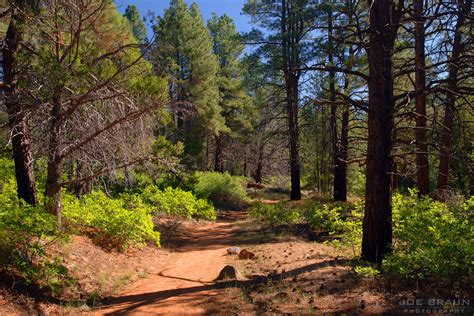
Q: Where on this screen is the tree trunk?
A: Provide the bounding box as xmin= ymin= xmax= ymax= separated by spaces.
xmin=436 ymin=0 xmax=470 ymax=191
xmin=320 ymin=105 xmax=327 ymax=193
xmin=337 ymin=107 xmax=349 ymax=201
xmin=327 ymin=4 xmax=347 ymax=201
xmin=288 ymin=79 xmax=301 ymax=200
xmin=72 ymin=163 xmax=92 ymax=197
xmin=281 ymin=0 xmax=301 ymax=200
xmin=2 ymin=15 xmax=38 ymax=205
xmin=470 ymin=171 xmax=474 ymax=196
xmin=44 ymin=96 xmax=63 ymax=224
xmin=362 ymin=0 xmax=402 ymax=263
xmin=414 ymin=0 xmax=430 ymax=195
xmin=336 ymin=47 xmax=352 ymax=201
xmin=124 ymin=165 xmax=133 ymax=188
xmin=253 ymin=141 xmax=264 ymax=183
xmin=214 ymin=134 xmax=224 ymax=172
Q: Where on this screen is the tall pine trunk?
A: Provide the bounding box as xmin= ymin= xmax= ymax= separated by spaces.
xmin=328 ymin=3 xmax=347 ymax=201
xmin=2 ymin=14 xmax=38 ymax=205
xmin=44 ymin=94 xmax=63 ymax=224
xmin=337 ymin=107 xmax=349 ymax=201
xmin=281 ymin=0 xmax=301 ymax=200
xmin=287 ymin=79 xmax=301 ymax=200
xmin=437 ymin=0 xmax=470 ymax=191
xmin=214 ymin=134 xmax=224 ymax=172
xmin=414 ymin=0 xmax=430 ymax=195
xmin=362 ymin=0 xmax=402 ymax=263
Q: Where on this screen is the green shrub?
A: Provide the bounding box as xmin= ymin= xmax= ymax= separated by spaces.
xmin=141 ymin=185 xmax=216 ymax=220
xmin=63 ymin=191 xmax=160 ymax=250
xmin=354 ymin=264 xmax=380 ymax=278
xmin=382 ymin=191 xmax=473 ymax=282
xmin=0 ymin=177 xmax=71 ymax=293
xmin=193 ymin=172 xmax=247 ymax=207
xmin=303 ymin=204 xmax=343 ymax=233
xmin=335 ymin=203 xmax=363 ymax=257
xmin=249 ymin=202 xmax=301 ymax=226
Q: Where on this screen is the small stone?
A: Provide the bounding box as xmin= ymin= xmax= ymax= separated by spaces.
xmin=275 ymin=292 xmax=288 ymax=300
xmin=360 ymin=300 xmax=366 ymax=309
xmin=216 ymin=265 xmax=241 ymax=281
xmin=227 ymin=247 xmax=241 ymax=255
xmin=239 ymin=249 xmax=256 ymax=260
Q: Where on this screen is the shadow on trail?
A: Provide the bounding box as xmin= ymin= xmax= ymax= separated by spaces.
xmin=157 ymin=270 xmax=213 ymax=285
xmin=98 ymin=258 xmax=354 ymax=315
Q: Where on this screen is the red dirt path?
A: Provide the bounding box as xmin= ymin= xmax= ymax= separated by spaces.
xmin=93 ymin=211 xmax=252 ymax=315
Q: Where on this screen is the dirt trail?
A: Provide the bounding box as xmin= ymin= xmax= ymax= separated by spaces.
xmin=94 ymin=211 xmax=248 ymax=315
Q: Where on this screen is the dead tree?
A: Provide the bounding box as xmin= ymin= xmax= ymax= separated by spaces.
xmin=1 ymin=1 xmax=38 ymax=205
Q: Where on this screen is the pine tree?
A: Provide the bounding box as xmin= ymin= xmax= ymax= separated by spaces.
xmin=153 ymin=0 xmax=224 ymax=163
xmin=362 ymin=0 xmax=404 ymax=264
xmin=33 ymin=0 xmax=165 ymax=221
xmin=208 ymin=14 xmax=252 ymax=172
xmin=243 ymin=0 xmax=317 ymax=200
xmin=123 ymin=5 xmax=147 ymax=44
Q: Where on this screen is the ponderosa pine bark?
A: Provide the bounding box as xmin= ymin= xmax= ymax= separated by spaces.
xmin=328 ymin=3 xmax=347 ymax=202
xmin=2 ymin=9 xmax=38 ymax=205
xmin=362 ymin=0 xmax=404 ymax=263
xmin=437 ymin=0 xmax=471 ymax=191
xmin=44 ymin=94 xmax=64 ymax=223
xmin=414 ymin=0 xmax=430 ymax=195
xmin=282 ymin=0 xmax=302 ymax=200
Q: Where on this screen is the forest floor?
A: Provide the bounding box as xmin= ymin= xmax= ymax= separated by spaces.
xmin=0 ymin=203 xmax=461 ymax=315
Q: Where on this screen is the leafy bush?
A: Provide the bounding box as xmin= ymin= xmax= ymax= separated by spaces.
xmin=302 ymin=204 xmax=343 ymax=233
xmin=141 ymin=185 xmax=216 ymax=220
xmin=354 ymin=264 xmax=380 ymax=278
xmin=382 ymin=191 xmax=473 ymax=282
xmin=335 ymin=204 xmax=363 ymax=257
xmin=249 ymin=202 xmax=301 ymax=226
xmin=63 ymin=191 xmax=160 ymax=250
xmin=0 ymin=176 xmax=71 ymax=294
xmin=193 ymin=172 xmax=248 ymax=207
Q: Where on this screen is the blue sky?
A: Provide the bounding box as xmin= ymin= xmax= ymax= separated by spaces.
xmin=115 ymin=0 xmax=252 ymax=35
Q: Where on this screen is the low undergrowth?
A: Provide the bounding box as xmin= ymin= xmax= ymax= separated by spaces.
xmin=249 ymin=191 xmax=473 ymax=285
xmin=0 ymin=158 xmax=217 ymax=299
xmin=141 ymin=185 xmax=216 ymax=220
xmin=383 ymin=191 xmax=473 ymax=283
xmin=63 ymin=191 xmax=161 ymax=251
xmin=192 ymin=171 xmax=248 ymax=208
xmin=0 ymin=177 xmax=73 ymax=297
